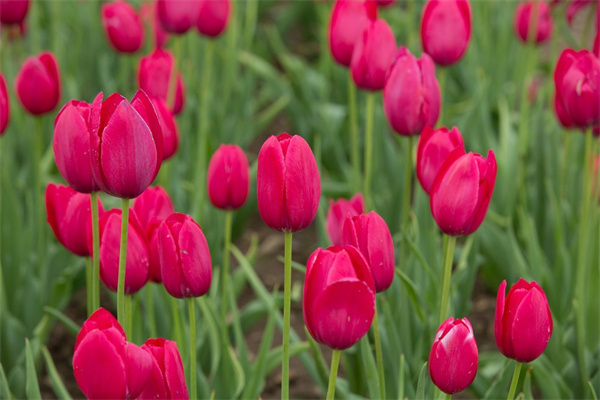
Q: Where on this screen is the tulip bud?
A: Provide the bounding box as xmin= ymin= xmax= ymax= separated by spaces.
xmin=139 ymin=338 xmax=189 ymax=399
xmin=207 ymin=144 xmax=250 ymax=210
xmin=15 ymin=52 xmax=61 ymax=115
xmin=0 ymin=0 xmax=30 ymax=25
xmin=328 ymin=0 xmax=377 ymax=67
xmin=0 ymin=73 xmax=9 ymax=135
xmin=303 ymin=245 xmax=375 ymax=350
xmin=429 ymin=317 xmax=478 ymax=395
xmin=514 ymin=1 xmax=552 ymax=44
xmin=383 ymin=47 xmax=440 ymax=136
xmin=89 ymin=90 xmax=163 ymax=199
xmin=156 ymin=0 xmax=201 ymax=34
xmin=257 ymin=133 xmax=321 ymax=233
xmin=554 ymin=48 xmax=600 ymax=130
xmin=340 ymin=211 xmax=394 ymax=292
xmin=158 ymin=213 xmax=212 ymax=298
xmin=151 ymin=97 xmax=179 ymax=160
xmin=74 ymin=308 xmax=152 ymax=400
xmin=495 ymin=279 xmax=553 ymax=362
xmin=420 ymin=0 xmax=472 ymax=66
xmin=138 ymin=48 xmax=185 ymax=115
xmin=141 ymin=1 xmax=169 ymax=48
xmin=46 ymin=183 xmax=104 ymax=257
xmin=325 ymin=193 xmax=364 ymax=245
xmin=101 ymin=1 xmax=144 ymax=53
xmin=350 ymin=18 xmax=397 ymax=91
xmin=416 ymin=125 xmax=465 ymax=194
xmin=196 ymin=0 xmax=231 ymax=38
xmin=430 ymin=149 xmax=497 ymax=236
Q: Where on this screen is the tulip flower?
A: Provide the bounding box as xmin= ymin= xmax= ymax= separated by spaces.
xmin=73 ymin=308 xmax=152 ymax=400
xmin=101 ymin=1 xmax=145 ymax=53
xmin=325 ymin=193 xmax=364 ymax=245
xmin=138 ymin=48 xmax=185 ymax=114
xmin=383 ymin=47 xmax=441 ymax=136
xmin=420 ymin=0 xmax=472 ymax=66
xmin=46 ymin=183 xmax=104 ymax=257
xmin=15 ymin=52 xmax=61 ymax=115
xmin=139 ymin=338 xmax=189 ymax=399
xmin=593 ymin=31 xmax=598 ymax=57
xmin=350 ymin=18 xmax=397 ymax=91
xmin=416 ymin=125 xmax=465 ymax=194
xmin=196 ymin=0 xmax=231 ymax=38
xmin=0 ymin=0 xmax=30 ymax=25
xmin=0 ymin=73 xmax=9 ymax=135
xmin=514 ymin=1 xmax=552 ymax=44
xmin=566 ymin=0 xmax=596 ymax=27
xmin=429 ymin=317 xmax=478 ymax=395
xmin=141 ymin=1 xmax=169 ymax=48
xmin=151 ymin=97 xmax=179 ymax=160
xmin=376 ymin=0 xmax=395 ymax=6
xmin=156 ymin=0 xmax=200 ymax=34
xmin=207 ymin=144 xmax=250 ymax=210
xmin=89 ymin=90 xmax=163 ymax=199
xmin=328 ymin=0 xmax=377 ymax=67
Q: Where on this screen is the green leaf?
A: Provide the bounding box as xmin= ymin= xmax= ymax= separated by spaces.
xmin=394 ymin=268 xmax=425 ymax=322
xmin=197 ymin=297 xmax=222 ymax=378
xmin=359 ymin=338 xmax=380 ymax=400
xmin=265 ymin=342 xmax=310 ymax=374
xmin=41 ymin=346 xmax=72 ymax=400
xmin=0 ymin=362 xmax=14 ymax=400
xmin=43 ymin=306 xmax=80 ymax=336
xmin=415 ymin=362 xmax=428 ymax=400
xmin=522 ymin=367 xmax=533 ymax=400
xmin=24 ymin=339 xmax=41 ymax=400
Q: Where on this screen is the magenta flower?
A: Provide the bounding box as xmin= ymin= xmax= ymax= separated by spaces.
xmin=325 ymin=193 xmax=364 ymax=245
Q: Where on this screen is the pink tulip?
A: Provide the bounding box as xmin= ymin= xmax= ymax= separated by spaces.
xmin=0 ymin=73 xmax=9 ymax=135
xmin=303 ymin=245 xmax=375 ymax=350
xmin=101 ymin=0 xmax=145 ymax=53
xmin=383 ymin=47 xmax=440 ymax=136
xmin=257 ymin=133 xmax=321 ymax=233
xmin=566 ymin=0 xmax=596 ymax=27
xmin=196 ymin=0 xmax=231 ymax=38
xmin=325 ymin=193 xmax=364 ymax=245
xmin=420 ymin=0 xmax=472 ymax=66
xmin=594 ymin=31 xmax=599 ymax=57
xmin=156 ymin=0 xmax=201 ymax=34
xmin=141 ymin=1 xmax=169 ymax=48
xmin=151 ymin=97 xmax=179 ymax=160
xmin=429 ymin=317 xmax=478 ymax=395
xmin=376 ymin=0 xmax=395 ymax=6
xmin=328 ymin=0 xmax=377 ymax=67
xmin=73 ymin=308 xmax=152 ymax=400
xmin=15 ymin=52 xmax=61 ymax=115
xmin=0 ymin=0 xmax=30 ymax=25
xmin=207 ymin=144 xmax=250 ymax=210
xmin=350 ymin=18 xmax=397 ymax=91
xmin=514 ymin=1 xmax=553 ymax=44
xmin=416 ymin=125 xmax=465 ymax=194
xmin=495 ymin=279 xmax=553 ymax=362
xmin=139 ymin=338 xmax=189 ymax=400
xmin=430 ymin=149 xmax=497 ymax=236
xmin=138 ymin=48 xmax=185 ymax=115
xmin=158 ymin=213 xmax=212 ymax=298
xmin=340 ymin=211 xmax=395 ymax=292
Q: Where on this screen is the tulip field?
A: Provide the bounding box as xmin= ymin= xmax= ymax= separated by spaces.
xmin=0 ymin=0 xmax=599 ymax=399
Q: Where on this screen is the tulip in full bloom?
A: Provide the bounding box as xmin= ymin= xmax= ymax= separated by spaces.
xmin=158 ymin=213 xmax=212 ymax=298
xmin=138 ymin=48 xmax=185 ymax=114
xmin=416 ymin=125 xmax=465 ymax=194
xmin=0 ymin=73 xmax=8 ymax=135
xmin=73 ymin=308 xmax=152 ymax=399
xmin=257 ymin=133 xmax=321 ymax=233
xmin=140 ymin=338 xmax=189 ymax=399
xmin=383 ymin=47 xmax=440 ymax=136
xmin=303 ymin=245 xmax=375 ymax=349
xmin=101 ymin=1 xmax=145 ymax=53
xmin=325 ymin=193 xmax=364 ymax=245
xmin=495 ymin=279 xmax=553 ymax=362
xmin=430 ymin=149 xmax=497 ymax=236
xmin=0 ymin=0 xmax=30 ymax=25
xmin=156 ymin=0 xmax=200 ymax=34
xmin=207 ymin=144 xmax=250 ymax=210
xmin=15 ymin=52 xmax=61 ymax=115
xmin=420 ymin=0 xmax=472 ymax=66
xmin=196 ymin=0 xmax=231 ymax=38
xmin=514 ymin=1 xmax=553 ymax=44
xmin=429 ymin=317 xmax=478 ymax=395
xmin=328 ymin=0 xmax=377 ymax=67
xmin=151 ymin=97 xmax=179 ymax=160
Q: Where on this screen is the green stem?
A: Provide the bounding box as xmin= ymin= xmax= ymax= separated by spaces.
xmin=167 ymin=37 xmax=182 ymax=110
xmin=244 ymin=0 xmax=258 ymax=49
xmin=507 ymin=361 xmax=522 ymax=400
xmin=364 ymin=93 xmax=375 ymax=208
xmin=90 ymin=192 xmax=100 ymax=311
xmin=125 ymin=294 xmax=132 ymax=339
xmin=221 ymin=211 xmax=233 ymax=324
xmin=438 ymin=67 xmax=447 ymax=126
xmin=373 ymin=303 xmax=385 ymax=400
xmin=188 ymin=297 xmax=197 ymax=400
xmin=348 ymin=73 xmax=360 ymax=193
xmin=146 ymin=284 xmax=157 ymax=338
xmin=399 ymin=136 xmax=414 ymax=271
xmin=282 ymin=231 xmax=293 ymax=399
xmin=170 ymin=296 xmax=184 ymax=350
xmin=34 ymin=117 xmax=44 ymax=264
xmin=559 ymin=133 xmax=572 ymax=201
xmin=326 ymin=349 xmax=342 ymax=400
xmin=117 ymin=198 xmax=130 ymax=327
xmin=439 ymin=235 xmax=457 ymax=325
xmin=85 ymin=258 xmax=92 ymax=316
xmin=397 ymin=354 xmax=405 ymax=400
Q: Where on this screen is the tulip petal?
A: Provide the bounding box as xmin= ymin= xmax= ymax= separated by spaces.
xmin=494 ymin=280 xmax=506 ymax=353
xmin=509 ymin=289 xmax=552 ymax=362
xmin=125 ymin=343 xmax=153 ymax=399
xmin=178 ymin=219 xmax=212 ymax=297
xmin=159 ymin=221 xmax=184 ymax=297
xmin=257 ymin=136 xmax=286 ymax=231
xmin=164 ymin=341 xmax=189 ymax=399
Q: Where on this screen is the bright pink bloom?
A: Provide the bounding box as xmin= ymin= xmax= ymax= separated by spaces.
xmin=141 ymin=1 xmax=169 ymax=48
xmin=303 ymin=245 xmax=375 ymax=350
xmin=420 ymin=0 xmax=472 ymax=66
xmin=207 ymin=144 xmax=250 ymax=210
xmin=140 ymin=338 xmax=189 ymax=400
xmin=325 ymin=193 xmax=364 ymax=245
xmin=0 ymin=73 xmax=9 ymax=135
xmin=101 ymin=1 xmax=145 ymax=53
xmin=495 ymin=279 xmax=553 ymax=362
xmin=156 ymin=0 xmax=200 ymax=34
xmin=514 ymin=1 xmax=552 ymax=44
xmin=594 ymin=31 xmax=599 ymax=57
xmin=566 ymin=0 xmax=597 ymax=27
xmin=151 ymin=97 xmax=179 ymax=160
xmin=328 ymin=0 xmax=377 ymax=67
xmin=0 ymin=0 xmax=30 ymax=25
xmin=196 ymin=0 xmax=231 ymax=38
xmin=429 ymin=317 xmax=478 ymax=395
xmin=257 ymin=133 xmax=321 ymax=233
xmin=376 ymin=0 xmax=395 ymax=6
xmin=138 ymin=48 xmax=185 ymax=115
xmin=15 ymin=52 xmax=60 ymax=115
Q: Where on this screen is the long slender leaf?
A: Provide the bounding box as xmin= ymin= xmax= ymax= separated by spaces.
xmin=24 ymin=339 xmax=41 ymax=400
xmin=41 ymin=346 xmax=72 ymax=400
xmin=415 ymin=362 xmax=428 ymax=400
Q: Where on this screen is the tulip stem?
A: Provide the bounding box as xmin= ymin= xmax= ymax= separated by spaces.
xmin=146 ymin=284 xmax=157 ymax=338
xmin=221 ymin=210 xmax=233 ymax=325
xmin=326 ymin=349 xmax=342 ymax=400
xmin=399 ymin=136 xmax=414 ymax=271
xmin=117 ymin=198 xmax=130 ymax=328
xmin=373 ymin=303 xmax=386 ymax=400
xmin=34 ymin=117 xmax=45 ymax=266
xmin=282 ymin=231 xmax=293 ymax=400
xmin=188 ymin=297 xmax=197 ymax=400
xmin=348 ymin=73 xmax=360 ymax=193
xmin=90 ymin=192 xmax=100 ymax=311
xmin=125 ymin=295 xmax=132 ymax=339
xmin=85 ymin=258 xmax=92 ymax=316
xmin=245 ymin=0 xmax=258 ymax=49
xmin=439 ymin=235 xmax=457 ymax=325
xmin=507 ymin=361 xmax=522 ymax=400
xmin=438 ymin=66 xmax=447 ymax=126
xmin=364 ymin=93 xmax=375 ymax=208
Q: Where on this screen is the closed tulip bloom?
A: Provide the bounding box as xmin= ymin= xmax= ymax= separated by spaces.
xmin=15 ymin=52 xmax=61 ymax=115
xmin=140 ymin=338 xmax=189 ymax=400
xmin=430 ymin=149 xmax=497 ymax=236
xmin=138 ymin=48 xmax=185 ymax=114
xmin=0 ymin=73 xmax=8 ymax=135
xmin=196 ymin=0 xmax=231 ymax=38
xmin=157 ymin=0 xmax=200 ymax=34
xmin=257 ymin=133 xmax=321 ymax=233
xmin=73 ymin=308 xmax=152 ymax=400
xmin=350 ymin=18 xmax=397 ymax=91
xmin=303 ymin=245 xmax=375 ymax=349
xmin=554 ymin=49 xmax=600 ymax=129
xmin=328 ymin=0 xmax=377 ymax=67
xmin=420 ymin=0 xmax=472 ymax=66
xmin=514 ymin=1 xmax=552 ymax=44
xmin=46 ymin=183 xmax=104 ymax=257
xmin=416 ymin=125 xmax=465 ymax=194
xmin=151 ymin=97 xmax=179 ymax=160
xmin=495 ymin=279 xmax=553 ymax=362
xmin=89 ymin=90 xmax=163 ymax=199
xmin=340 ymin=211 xmax=394 ymax=292
xmin=0 ymin=0 xmax=30 ymax=25
xmin=141 ymin=1 xmax=169 ymax=48
xmin=429 ymin=317 xmax=478 ymax=395
xmin=383 ymin=47 xmax=440 ymax=136
xmin=158 ymin=213 xmax=212 ymax=298
xmin=207 ymin=144 xmax=250 ymax=210
xmin=101 ymin=0 xmax=145 ymax=53
xmin=325 ymin=193 xmax=364 ymax=245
